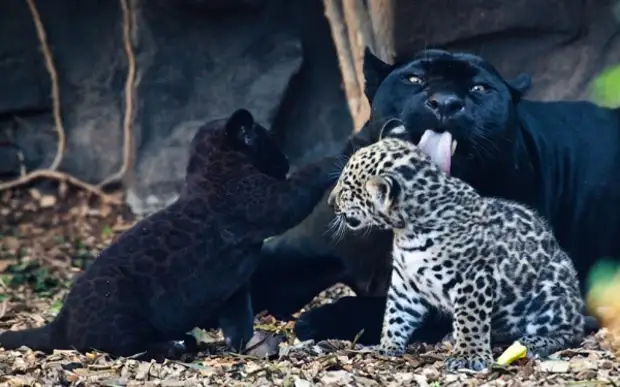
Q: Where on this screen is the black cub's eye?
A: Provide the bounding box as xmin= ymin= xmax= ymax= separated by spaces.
xmin=407 ymin=75 xmax=423 ymax=85
xmin=470 ymin=84 xmax=487 ymax=92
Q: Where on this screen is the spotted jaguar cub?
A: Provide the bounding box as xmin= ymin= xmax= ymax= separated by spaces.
xmin=327 ymin=134 xmax=585 ymax=371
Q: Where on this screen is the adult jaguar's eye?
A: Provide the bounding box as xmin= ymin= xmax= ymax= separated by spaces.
xmin=470 ymin=84 xmax=487 ymax=92
xmin=407 ymin=75 xmax=423 ymax=85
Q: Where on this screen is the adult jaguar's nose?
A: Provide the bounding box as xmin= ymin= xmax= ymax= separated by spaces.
xmin=425 ymin=93 xmax=465 ymax=119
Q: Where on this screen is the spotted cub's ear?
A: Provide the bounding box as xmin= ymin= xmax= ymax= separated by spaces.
xmin=365 ymin=174 xmax=400 ymax=212
xmin=225 ymin=108 xmax=255 ymax=146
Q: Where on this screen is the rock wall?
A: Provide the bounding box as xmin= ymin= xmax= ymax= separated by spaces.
xmin=0 ymin=0 xmax=353 ymax=215
xmin=2 ymin=0 xmax=619 ymax=216
xmin=324 ymin=0 xmax=620 ymax=131
xmin=390 ymin=0 xmax=620 ymax=102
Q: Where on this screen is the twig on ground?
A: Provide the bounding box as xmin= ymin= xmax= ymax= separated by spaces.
xmin=0 ymin=170 xmax=120 ymax=204
xmin=97 ymin=0 xmax=136 ymax=189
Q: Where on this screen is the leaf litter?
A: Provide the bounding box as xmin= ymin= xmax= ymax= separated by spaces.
xmin=1 ymin=188 xmax=620 ymax=386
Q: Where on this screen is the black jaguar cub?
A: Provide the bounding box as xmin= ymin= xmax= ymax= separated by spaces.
xmin=0 ymin=109 xmax=337 ymax=360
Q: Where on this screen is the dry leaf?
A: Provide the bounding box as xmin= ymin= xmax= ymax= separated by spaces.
xmin=2 ymin=190 xmax=620 ymax=387
xmin=539 ymin=360 xmax=570 ymax=373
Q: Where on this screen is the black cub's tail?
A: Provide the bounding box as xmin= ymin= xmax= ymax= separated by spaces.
xmin=0 ymin=323 xmax=62 ymax=353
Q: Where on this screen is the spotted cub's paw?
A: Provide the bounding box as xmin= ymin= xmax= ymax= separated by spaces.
xmin=375 ymin=343 xmax=406 ymax=357
xmin=444 ymin=350 xmax=492 ymax=372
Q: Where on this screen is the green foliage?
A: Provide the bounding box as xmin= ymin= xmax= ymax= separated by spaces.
xmin=591 ymin=65 xmax=620 ymax=108
xmin=48 ymin=298 xmax=64 ymax=317
xmin=101 ymin=225 xmax=114 ymax=239
xmin=72 ymin=237 xmax=95 ymax=270
xmin=4 ymin=260 xmax=67 ymax=297
xmin=595 ymin=1 xmax=620 ymax=108
xmin=586 ymin=258 xmax=620 ymax=297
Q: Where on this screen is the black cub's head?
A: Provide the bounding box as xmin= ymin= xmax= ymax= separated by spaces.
xmin=364 ymin=48 xmax=531 ymax=183
xmin=224 ymin=108 xmax=290 ymax=180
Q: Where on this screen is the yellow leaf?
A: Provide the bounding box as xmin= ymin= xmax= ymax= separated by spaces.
xmin=496 ymin=341 xmax=527 ymax=365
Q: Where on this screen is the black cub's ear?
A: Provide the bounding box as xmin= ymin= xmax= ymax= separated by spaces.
xmin=506 ymin=73 xmax=531 ymax=100
xmin=225 ymin=108 xmax=255 ymax=146
xmin=365 ymin=174 xmax=400 ymax=213
xmin=379 ymin=118 xmax=408 ymax=141
xmin=363 ymin=47 xmax=394 ymax=102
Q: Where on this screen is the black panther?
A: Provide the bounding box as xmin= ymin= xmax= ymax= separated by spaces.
xmin=0 ymin=108 xmax=338 ymax=360
xmin=262 ymin=47 xmax=620 ymax=346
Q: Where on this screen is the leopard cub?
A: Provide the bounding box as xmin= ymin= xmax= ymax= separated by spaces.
xmin=327 ymin=135 xmax=585 ymax=372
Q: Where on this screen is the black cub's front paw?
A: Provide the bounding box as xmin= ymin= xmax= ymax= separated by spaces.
xmin=144 ymin=340 xmax=189 ymax=362
xmin=444 ymin=350 xmax=493 ymax=372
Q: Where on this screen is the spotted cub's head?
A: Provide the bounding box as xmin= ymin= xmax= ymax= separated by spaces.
xmin=328 ymin=133 xmax=477 ymax=233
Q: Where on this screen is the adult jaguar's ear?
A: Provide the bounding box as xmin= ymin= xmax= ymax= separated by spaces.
xmin=379 ymin=118 xmax=408 ymax=141
xmin=363 ymin=47 xmax=394 ymax=102
xmin=225 ymin=108 xmax=255 ymax=146
xmin=506 ymin=73 xmax=532 ymax=101
xmin=365 ymin=174 xmax=400 ymax=213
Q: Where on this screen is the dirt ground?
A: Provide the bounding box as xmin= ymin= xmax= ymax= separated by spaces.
xmin=1 ymin=186 xmax=619 ymax=387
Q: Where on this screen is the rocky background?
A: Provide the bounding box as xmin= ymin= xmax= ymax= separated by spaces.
xmin=0 ymin=0 xmax=619 ymax=216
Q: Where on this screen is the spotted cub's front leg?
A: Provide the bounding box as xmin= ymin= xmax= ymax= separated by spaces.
xmin=378 ymin=264 xmax=428 ymax=356
xmin=444 ymin=272 xmax=495 ymax=372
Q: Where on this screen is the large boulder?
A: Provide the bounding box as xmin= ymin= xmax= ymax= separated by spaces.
xmin=2 ymin=0 xmax=618 ymax=217
xmin=0 ymin=0 xmax=353 ymax=215
xmin=389 ymin=0 xmax=620 ymax=101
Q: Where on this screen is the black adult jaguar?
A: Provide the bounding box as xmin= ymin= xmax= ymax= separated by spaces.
xmin=259 ymin=47 xmax=620 ymax=345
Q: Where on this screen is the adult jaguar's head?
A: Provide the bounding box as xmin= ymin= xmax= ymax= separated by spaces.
xmin=363 ymin=48 xmax=531 ymax=186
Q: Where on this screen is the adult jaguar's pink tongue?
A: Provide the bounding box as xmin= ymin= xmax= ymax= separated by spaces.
xmin=416 ymin=130 xmax=453 ymax=175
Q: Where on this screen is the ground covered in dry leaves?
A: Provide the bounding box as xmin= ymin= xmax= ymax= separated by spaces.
xmin=1 ymin=187 xmax=619 ymax=386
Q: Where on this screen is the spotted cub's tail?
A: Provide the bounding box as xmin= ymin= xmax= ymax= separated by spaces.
xmin=0 ymin=323 xmax=62 ymax=353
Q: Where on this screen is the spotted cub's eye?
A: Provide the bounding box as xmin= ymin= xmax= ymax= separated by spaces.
xmin=470 ymin=84 xmax=487 ymax=92
xmin=407 ymin=75 xmax=423 ymax=84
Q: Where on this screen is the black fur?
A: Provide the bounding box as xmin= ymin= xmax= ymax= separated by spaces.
xmin=0 ymin=109 xmax=338 ymax=360
xmin=225 ymin=108 xmax=290 ymax=180
xmin=292 ymin=48 xmax=615 ymax=344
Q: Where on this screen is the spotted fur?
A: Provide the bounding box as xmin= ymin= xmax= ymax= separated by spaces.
xmin=327 ymin=135 xmax=585 ymax=371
